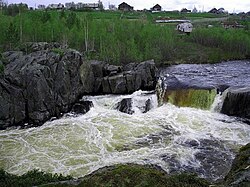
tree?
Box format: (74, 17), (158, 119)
(5, 22), (19, 49)
(41, 10), (51, 23)
(66, 12), (79, 29)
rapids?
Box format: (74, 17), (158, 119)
(0, 90), (249, 181)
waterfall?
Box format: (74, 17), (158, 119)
(0, 90), (249, 181)
(155, 77), (217, 110)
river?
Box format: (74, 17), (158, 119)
(0, 90), (249, 181)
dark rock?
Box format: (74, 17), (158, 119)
(115, 98), (134, 114)
(108, 74), (127, 94)
(104, 64), (122, 76)
(84, 59), (157, 95)
(0, 45), (157, 128)
(135, 60), (157, 90)
(90, 60), (106, 78)
(71, 101), (93, 114)
(221, 87), (250, 120)
(124, 72), (136, 93)
(143, 99), (152, 113)
(0, 46), (87, 129)
(224, 143), (250, 186)
(102, 77), (111, 93)
(217, 84), (230, 93)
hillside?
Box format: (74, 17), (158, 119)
(0, 9), (250, 66)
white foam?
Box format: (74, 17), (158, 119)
(0, 92), (249, 179)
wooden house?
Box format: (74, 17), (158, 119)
(151, 4), (162, 12)
(118, 2), (133, 11)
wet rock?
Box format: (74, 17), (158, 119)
(224, 143), (250, 187)
(221, 87), (250, 120)
(158, 61), (250, 109)
(108, 74), (127, 94)
(194, 139), (234, 181)
(104, 64), (122, 76)
(115, 98), (134, 115)
(85, 59), (157, 94)
(184, 139), (200, 147)
(0, 44), (157, 129)
(143, 99), (152, 113)
(71, 101), (93, 114)
(159, 61), (250, 91)
(0, 45), (86, 129)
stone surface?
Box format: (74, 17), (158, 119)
(115, 98), (134, 115)
(221, 87), (250, 120)
(0, 43), (157, 129)
(84, 59), (157, 95)
(71, 101), (93, 115)
(224, 143), (250, 187)
(0, 44), (85, 129)
(159, 61), (250, 91)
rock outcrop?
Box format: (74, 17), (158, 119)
(115, 98), (134, 114)
(71, 101), (93, 115)
(81, 60), (157, 94)
(0, 45), (85, 129)
(0, 43), (157, 129)
(221, 87), (250, 120)
(224, 143), (250, 186)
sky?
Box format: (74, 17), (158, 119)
(6, 0), (250, 13)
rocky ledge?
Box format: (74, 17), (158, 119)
(158, 61), (250, 120)
(221, 87), (250, 121)
(0, 42), (157, 129)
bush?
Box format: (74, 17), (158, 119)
(189, 27), (250, 59)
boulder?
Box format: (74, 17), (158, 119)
(115, 98), (134, 115)
(71, 101), (93, 114)
(0, 44), (88, 129)
(144, 99), (152, 113)
(221, 87), (250, 120)
(224, 143), (250, 186)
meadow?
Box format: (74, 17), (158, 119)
(0, 9), (249, 65)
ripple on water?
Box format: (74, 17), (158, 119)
(0, 93), (250, 181)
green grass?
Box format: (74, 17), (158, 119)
(41, 164), (210, 187)
(0, 9), (249, 66)
(0, 169), (73, 187)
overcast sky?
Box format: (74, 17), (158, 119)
(7, 0), (250, 13)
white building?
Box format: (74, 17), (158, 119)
(177, 22), (193, 34)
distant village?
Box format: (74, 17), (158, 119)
(1, 0), (250, 16)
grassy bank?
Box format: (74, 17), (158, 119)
(0, 10), (249, 65)
(0, 169), (72, 187)
(0, 165), (210, 187)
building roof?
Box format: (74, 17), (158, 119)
(153, 4), (161, 9)
(119, 2), (133, 8)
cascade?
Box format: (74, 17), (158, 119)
(0, 91), (249, 181)
(156, 78), (217, 110)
